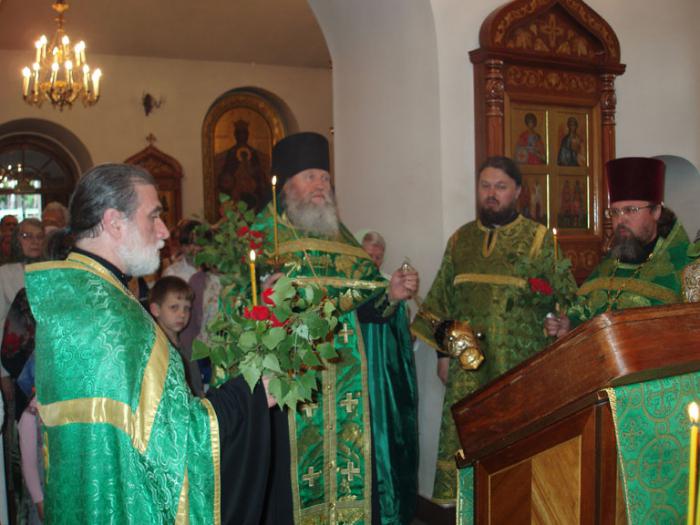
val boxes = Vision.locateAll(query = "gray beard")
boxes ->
[285,196,340,237]
[609,228,649,263]
[117,222,163,276]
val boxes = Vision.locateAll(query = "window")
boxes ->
[0,135,77,221]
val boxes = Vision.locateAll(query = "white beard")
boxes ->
[116,221,163,276]
[285,190,340,237]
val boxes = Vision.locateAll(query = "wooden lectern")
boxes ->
[452,303,700,524]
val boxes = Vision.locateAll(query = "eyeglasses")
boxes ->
[19,232,45,241]
[604,204,657,219]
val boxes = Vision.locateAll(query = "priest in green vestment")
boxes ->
[411,156,574,503]
[25,164,272,525]
[546,157,698,337]
[254,132,419,525]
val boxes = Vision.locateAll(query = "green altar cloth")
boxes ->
[456,466,474,525]
[607,371,700,524]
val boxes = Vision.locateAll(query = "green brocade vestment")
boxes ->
[567,220,695,326]
[411,215,567,502]
[253,206,418,524]
[25,253,220,524]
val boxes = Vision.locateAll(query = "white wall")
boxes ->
[309,0,444,283]
[0,50,332,219]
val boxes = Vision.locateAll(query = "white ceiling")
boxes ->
[0,0,331,68]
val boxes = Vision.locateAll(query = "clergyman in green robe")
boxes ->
[412,156,574,503]
[26,165,272,525]
[254,132,419,524]
[546,157,699,337]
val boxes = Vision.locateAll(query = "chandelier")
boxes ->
[21,1,102,110]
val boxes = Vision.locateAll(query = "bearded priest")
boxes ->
[546,157,698,338]
[254,132,419,525]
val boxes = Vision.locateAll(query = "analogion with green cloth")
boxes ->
[253,206,418,524]
[25,253,220,524]
[411,215,575,502]
[568,220,696,326]
[606,371,700,523]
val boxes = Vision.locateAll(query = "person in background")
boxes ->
[0,215,18,264]
[41,202,69,235]
[163,219,201,282]
[148,276,203,397]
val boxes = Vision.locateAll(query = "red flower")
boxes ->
[250,230,264,239]
[528,277,553,296]
[269,311,286,327]
[243,305,271,321]
[262,288,276,306]
[237,226,250,237]
[249,240,262,251]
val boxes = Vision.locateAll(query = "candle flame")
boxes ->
[271,175,277,186]
[689,402,699,423]
[552,227,558,236]
[249,249,256,262]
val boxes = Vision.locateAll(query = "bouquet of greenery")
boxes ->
[501,254,578,353]
[192,196,340,410]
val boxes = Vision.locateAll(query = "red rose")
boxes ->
[249,240,262,251]
[244,305,271,321]
[269,311,286,327]
[250,230,264,239]
[237,226,250,237]
[262,288,276,306]
[528,277,553,296]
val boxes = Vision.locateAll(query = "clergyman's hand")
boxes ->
[544,313,571,339]
[388,268,419,301]
[261,376,277,408]
[262,272,284,292]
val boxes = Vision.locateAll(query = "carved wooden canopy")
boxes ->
[470,0,625,282]
[125,136,184,231]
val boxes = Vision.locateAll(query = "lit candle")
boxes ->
[688,402,699,525]
[82,64,90,89]
[22,67,31,97]
[32,63,40,95]
[271,175,279,257]
[39,36,47,61]
[249,249,258,306]
[552,227,559,261]
[34,40,42,64]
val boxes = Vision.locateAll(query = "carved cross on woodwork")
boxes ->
[541,14,564,48]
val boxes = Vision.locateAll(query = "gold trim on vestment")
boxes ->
[356,312,374,523]
[453,273,527,288]
[38,327,170,454]
[280,238,371,260]
[529,224,548,258]
[27,253,127,298]
[175,469,190,525]
[201,398,221,525]
[292,276,387,290]
[577,277,679,304]
[602,388,632,521]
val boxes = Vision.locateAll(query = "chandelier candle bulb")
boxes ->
[22,68,30,97]
[92,69,101,98]
[688,402,699,525]
[249,249,258,306]
[272,175,279,257]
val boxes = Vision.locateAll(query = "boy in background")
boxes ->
[148,276,203,396]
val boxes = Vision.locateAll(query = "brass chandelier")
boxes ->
[21,0,102,110]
